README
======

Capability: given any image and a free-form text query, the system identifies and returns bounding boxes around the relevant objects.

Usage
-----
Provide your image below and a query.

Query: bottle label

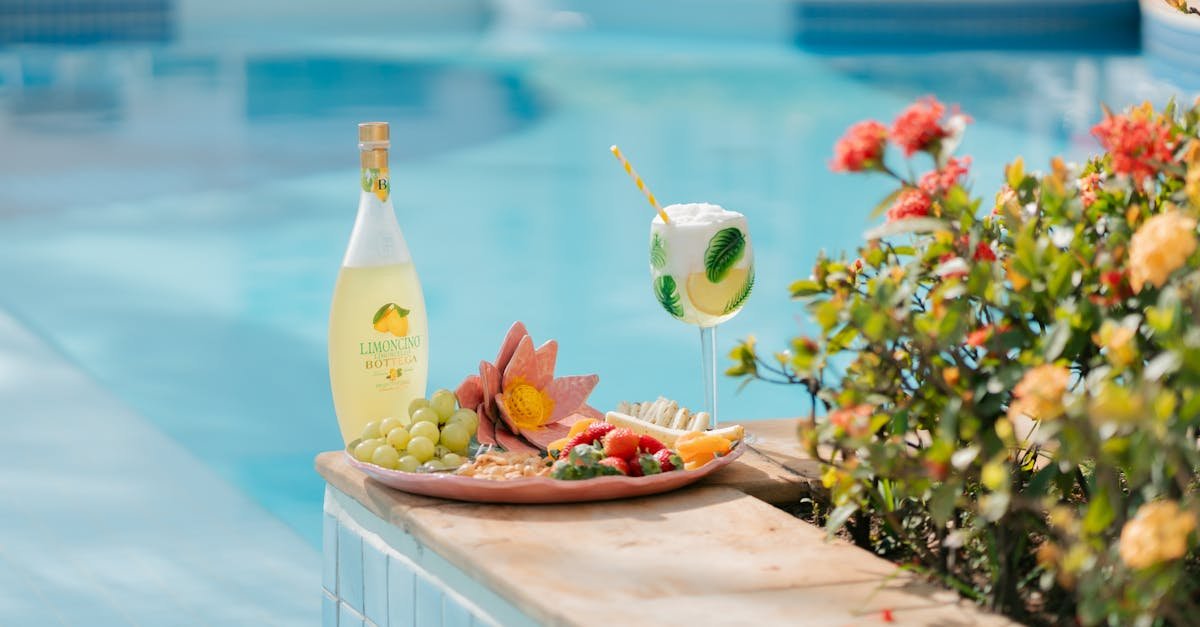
[362,302,421,389]
[361,167,390,202]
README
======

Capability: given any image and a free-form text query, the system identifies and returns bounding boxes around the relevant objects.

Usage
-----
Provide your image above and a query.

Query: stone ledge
[316,441,1013,626]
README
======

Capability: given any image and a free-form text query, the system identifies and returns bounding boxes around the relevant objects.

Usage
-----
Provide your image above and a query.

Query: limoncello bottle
[328,122,429,444]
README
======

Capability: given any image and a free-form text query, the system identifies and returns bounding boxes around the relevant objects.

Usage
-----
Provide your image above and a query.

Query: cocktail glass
[649,203,753,427]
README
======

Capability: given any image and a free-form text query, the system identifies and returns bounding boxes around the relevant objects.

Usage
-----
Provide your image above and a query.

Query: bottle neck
[360,148,390,204]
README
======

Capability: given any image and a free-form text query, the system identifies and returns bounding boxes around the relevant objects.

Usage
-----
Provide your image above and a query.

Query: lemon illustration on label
[372,303,411,337]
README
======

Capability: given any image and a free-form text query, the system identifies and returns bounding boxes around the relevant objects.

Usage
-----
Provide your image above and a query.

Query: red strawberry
[602,428,639,460]
[637,434,666,454]
[598,456,628,475]
[558,423,617,460]
[654,448,682,472]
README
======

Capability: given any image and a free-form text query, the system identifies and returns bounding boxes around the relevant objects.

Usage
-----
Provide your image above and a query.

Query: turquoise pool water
[0,14,1187,559]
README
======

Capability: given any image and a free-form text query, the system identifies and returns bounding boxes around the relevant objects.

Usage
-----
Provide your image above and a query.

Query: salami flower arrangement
[730,97,1200,625]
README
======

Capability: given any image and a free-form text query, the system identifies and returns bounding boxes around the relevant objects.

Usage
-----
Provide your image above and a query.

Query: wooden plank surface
[316,451,1013,626]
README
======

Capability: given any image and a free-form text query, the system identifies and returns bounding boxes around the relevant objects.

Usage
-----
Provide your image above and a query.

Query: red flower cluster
[1091,112,1175,185]
[1091,269,1130,306]
[886,188,931,221]
[831,120,887,172]
[891,97,952,156]
[919,156,972,195]
[973,240,996,262]
[966,323,1011,348]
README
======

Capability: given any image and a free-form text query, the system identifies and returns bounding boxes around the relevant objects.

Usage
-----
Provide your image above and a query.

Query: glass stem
[699,325,718,428]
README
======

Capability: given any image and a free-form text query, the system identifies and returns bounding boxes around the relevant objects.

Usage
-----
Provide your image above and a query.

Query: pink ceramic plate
[346,444,745,504]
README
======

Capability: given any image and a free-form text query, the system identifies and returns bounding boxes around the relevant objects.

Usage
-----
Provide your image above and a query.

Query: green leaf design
[649,233,666,269]
[723,267,754,315]
[704,227,746,283]
[654,275,684,319]
[372,303,396,324]
[372,303,410,324]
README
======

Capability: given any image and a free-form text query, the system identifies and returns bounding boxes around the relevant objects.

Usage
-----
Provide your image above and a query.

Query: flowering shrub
[730,98,1200,625]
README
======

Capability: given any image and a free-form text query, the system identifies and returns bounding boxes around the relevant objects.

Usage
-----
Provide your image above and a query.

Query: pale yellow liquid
[683,267,752,326]
[329,262,429,444]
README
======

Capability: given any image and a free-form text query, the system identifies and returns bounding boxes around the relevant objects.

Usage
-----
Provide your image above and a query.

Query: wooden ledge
[316,428,1013,625]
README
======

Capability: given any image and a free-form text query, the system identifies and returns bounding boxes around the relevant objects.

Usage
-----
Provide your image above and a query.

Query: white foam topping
[652,202,743,227]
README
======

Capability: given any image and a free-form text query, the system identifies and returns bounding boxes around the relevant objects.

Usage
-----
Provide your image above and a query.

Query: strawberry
[558,423,616,460]
[598,456,629,475]
[635,453,662,476]
[602,428,639,460]
[637,434,666,454]
[654,448,683,472]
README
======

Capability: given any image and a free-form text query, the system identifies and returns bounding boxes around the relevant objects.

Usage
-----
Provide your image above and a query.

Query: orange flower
[1119,501,1196,570]
[1129,210,1197,292]
[828,404,875,437]
[1008,364,1070,421]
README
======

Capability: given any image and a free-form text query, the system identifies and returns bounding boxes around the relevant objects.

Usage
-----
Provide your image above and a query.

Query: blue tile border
[337,522,364,613]
[362,542,389,625]
[794,0,1140,52]
[387,556,417,627]
[324,486,537,627]
[323,512,338,593]
[323,590,338,627]
[339,602,366,627]
[415,575,443,627]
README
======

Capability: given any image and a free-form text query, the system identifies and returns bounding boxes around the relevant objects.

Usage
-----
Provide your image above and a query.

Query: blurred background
[0,0,1196,623]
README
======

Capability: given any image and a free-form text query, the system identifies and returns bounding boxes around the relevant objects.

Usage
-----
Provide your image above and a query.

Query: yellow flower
[1119,500,1197,570]
[1129,210,1198,292]
[1008,364,1071,421]
[1094,320,1137,367]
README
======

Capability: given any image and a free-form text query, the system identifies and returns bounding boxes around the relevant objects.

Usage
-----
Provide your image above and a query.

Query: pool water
[0,17,1186,559]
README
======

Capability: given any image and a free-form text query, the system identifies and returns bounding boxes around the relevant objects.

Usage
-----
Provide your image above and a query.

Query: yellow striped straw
[609,145,670,223]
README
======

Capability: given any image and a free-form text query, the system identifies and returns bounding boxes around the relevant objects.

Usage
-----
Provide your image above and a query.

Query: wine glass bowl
[648,203,753,425]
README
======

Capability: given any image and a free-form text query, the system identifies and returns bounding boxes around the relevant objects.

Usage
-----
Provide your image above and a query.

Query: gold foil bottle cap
[358,122,389,150]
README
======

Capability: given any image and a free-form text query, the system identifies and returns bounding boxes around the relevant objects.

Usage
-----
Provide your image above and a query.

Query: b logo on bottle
[361,167,391,202]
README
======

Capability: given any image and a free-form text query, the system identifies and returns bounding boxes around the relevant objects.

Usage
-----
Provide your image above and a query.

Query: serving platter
[346,443,745,504]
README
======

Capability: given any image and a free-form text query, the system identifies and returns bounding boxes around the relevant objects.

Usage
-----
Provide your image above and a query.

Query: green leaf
[704,227,746,282]
[929,483,959,526]
[649,233,666,270]
[1006,158,1025,189]
[863,217,947,240]
[869,188,904,220]
[723,267,755,315]
[372,303,398,324]
[790,279,822,298]
[654,275,684,319]
[1083,488,1114,534]
[826,503,859,538]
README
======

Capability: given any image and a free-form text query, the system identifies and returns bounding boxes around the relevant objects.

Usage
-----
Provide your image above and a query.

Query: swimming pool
[0,2,1189,612]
